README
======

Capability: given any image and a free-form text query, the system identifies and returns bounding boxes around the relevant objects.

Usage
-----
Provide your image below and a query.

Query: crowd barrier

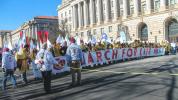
[53,48,165,74]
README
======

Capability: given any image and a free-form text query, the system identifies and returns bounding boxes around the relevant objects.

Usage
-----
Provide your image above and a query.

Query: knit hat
[70,37,76,43]
[3,48,9,52]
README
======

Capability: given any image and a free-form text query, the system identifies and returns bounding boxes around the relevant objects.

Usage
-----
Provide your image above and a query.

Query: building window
[130,6,134,15]
[109,26,112,32]
[61,13,63,19]
[93,29,97,35]
[111,0,114,7]
[87,30,91,37]
[142,4,146,14]
[65,12,67,17]
[69,10,71,14]
[155,0,160,11]
[169,0,176,5]
[101,28,104,34]
[81,32,84,37]
[120,9,123,16]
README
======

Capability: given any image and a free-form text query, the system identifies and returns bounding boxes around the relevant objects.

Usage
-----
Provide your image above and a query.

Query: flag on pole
[56,35,63,44]
[101,33,108,42]
[91,36,97,44]
[37,42,40,50]
[8,42,13,50]
[65,34,70,46]
[47,39,52,49]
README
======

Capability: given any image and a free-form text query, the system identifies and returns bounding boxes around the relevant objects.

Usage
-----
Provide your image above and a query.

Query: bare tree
[47,18,70,43]
[58,18,70,38]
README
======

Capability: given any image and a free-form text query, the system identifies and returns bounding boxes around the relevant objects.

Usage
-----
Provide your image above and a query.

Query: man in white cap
[66,37,83,86]
[2,48,17,90]
[35,43,58,93]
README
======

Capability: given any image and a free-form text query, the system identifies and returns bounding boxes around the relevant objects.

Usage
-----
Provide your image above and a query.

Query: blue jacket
[2,52,17,70]
[66,43,83,62]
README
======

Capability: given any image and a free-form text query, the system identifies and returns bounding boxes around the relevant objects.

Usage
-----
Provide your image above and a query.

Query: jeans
[2,69,16,90]
[41,70,52,93]
[31,61,42,79]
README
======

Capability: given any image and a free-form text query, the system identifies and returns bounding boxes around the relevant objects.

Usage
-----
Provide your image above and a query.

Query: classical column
[160,0,166,11]
[35,24,38,42]
[146,0,151,14]
[133,0,139,16]
[97,0,102,24]
[90,0,94,25]
[123,0,128,19]
[84,0,88,27]
[78,3,81,28]
[73,5,77,29]
[113,0,119,21]
[105,0,110,22]
[72,6,75,29]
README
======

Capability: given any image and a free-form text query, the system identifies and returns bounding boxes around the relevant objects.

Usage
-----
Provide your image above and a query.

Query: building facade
[11,16,59,47]
[58,0,178,44]
[0,30,12,48]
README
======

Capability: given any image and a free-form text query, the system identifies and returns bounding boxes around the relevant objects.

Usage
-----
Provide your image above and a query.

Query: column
[114,0,119,21]
[133,0,139,16]
[160,0,166,11]
[73,5,77,29]
[105,0,110,22]
[35,25,37,40]
[78,3,81,28]
[84,0,88,27]
[146,0,151,14]
[90,0,94,25]
[97,0,102,24]
[72,6,75,29]
[123,0,128,19]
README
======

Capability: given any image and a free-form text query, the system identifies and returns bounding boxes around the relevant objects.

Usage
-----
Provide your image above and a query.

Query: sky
[0,0,62,30]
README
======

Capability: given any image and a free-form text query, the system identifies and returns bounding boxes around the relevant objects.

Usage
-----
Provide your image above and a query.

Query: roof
[34,16,58,20]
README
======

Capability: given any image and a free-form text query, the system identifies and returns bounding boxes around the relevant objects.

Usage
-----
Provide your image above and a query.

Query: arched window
[140,24,148,41]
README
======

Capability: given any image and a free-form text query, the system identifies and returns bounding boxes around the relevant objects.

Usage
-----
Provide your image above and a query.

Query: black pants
[22,71,28,84]
[41,70,52,93]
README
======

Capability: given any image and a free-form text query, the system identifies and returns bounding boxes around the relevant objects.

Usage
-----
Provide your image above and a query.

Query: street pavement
[0,54,178,100]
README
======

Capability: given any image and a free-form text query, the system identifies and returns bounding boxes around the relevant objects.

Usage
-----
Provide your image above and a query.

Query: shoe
[69,83,75,87]
[76,82,81,86]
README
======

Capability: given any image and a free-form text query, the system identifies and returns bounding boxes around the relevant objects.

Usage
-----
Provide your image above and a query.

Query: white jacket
[35,49,58,71]
[2,52,17,70]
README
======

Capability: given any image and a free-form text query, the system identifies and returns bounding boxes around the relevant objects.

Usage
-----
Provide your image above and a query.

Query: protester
[53,42,61,57]
[30,48,42,80]
[15,44,30,85]
[2,48,17,90]
[60,41,68,56]
[35,43,58,93]
[66,37,83,86]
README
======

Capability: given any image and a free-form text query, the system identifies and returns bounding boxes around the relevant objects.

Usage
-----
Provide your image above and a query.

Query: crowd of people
[1,36,175,93]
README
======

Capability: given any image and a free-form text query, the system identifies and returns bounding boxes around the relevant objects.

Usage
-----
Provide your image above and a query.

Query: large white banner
[53,48,165,74]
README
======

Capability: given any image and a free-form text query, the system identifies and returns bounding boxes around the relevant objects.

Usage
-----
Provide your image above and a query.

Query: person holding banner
[35,43,58,93]
[30,48,42,80]
[66,37,83,87]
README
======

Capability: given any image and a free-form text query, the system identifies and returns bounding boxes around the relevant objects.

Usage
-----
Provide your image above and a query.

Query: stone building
[0,30,12,48]
[58,0,178,44]
[11,16,59,47]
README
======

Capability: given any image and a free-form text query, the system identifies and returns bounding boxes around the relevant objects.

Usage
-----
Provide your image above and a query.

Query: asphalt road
[1,54,178,100]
